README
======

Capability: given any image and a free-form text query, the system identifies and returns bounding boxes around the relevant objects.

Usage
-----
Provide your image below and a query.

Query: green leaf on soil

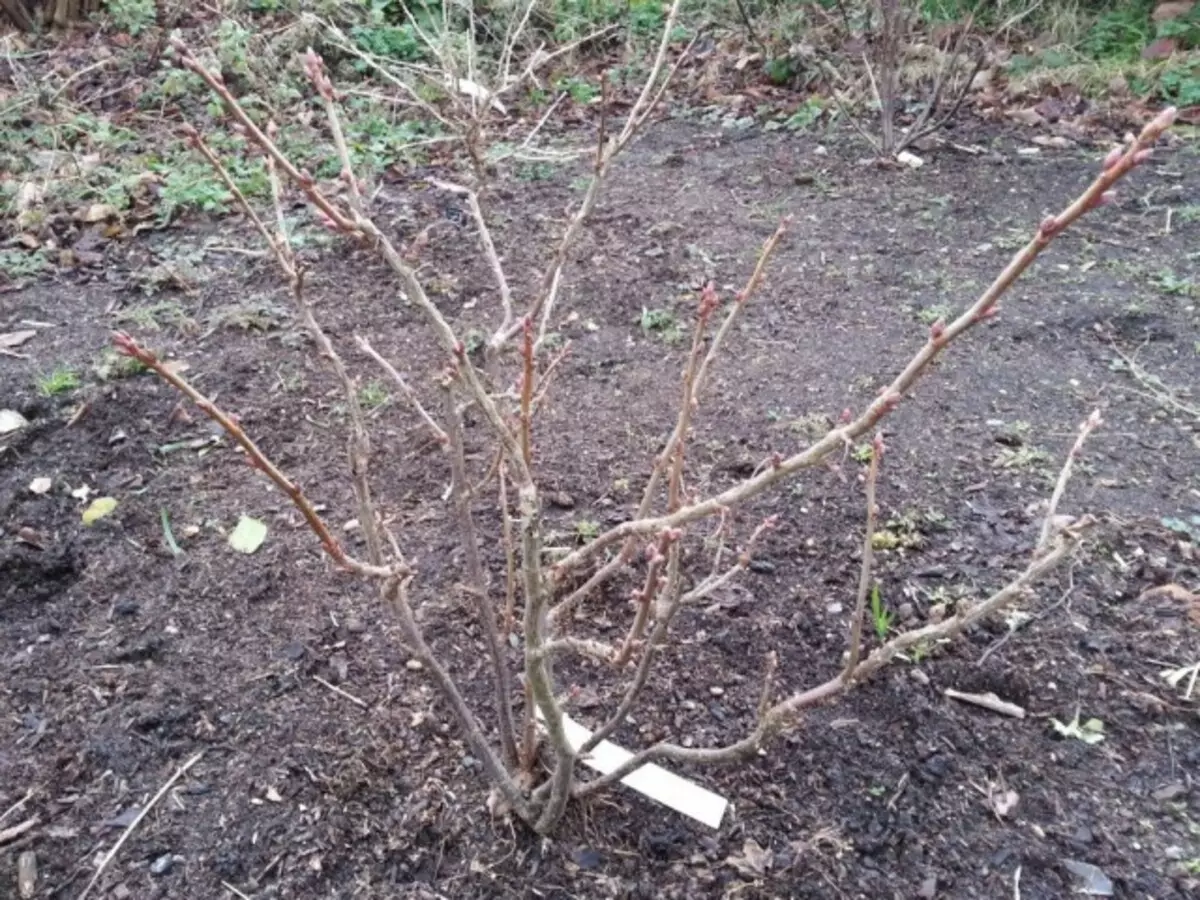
[81,496,119,525]
[228,515,267,554]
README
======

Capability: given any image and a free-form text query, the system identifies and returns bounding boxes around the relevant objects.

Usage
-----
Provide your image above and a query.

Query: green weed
[102,0,157,35]
[869,584,892,641]
[638,307,683,344]
[359,381,390,411]
[37,366,80,397]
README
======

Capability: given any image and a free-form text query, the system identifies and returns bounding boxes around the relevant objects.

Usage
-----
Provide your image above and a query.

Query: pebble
[406,659,424,671]
[917,875,937,898]
[150,854,174,876]
[708,685,724,697]
[1152,782,1186,801]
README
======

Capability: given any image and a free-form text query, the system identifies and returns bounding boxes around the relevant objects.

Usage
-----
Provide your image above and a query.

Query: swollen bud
[1102,145,1123,170]
[839,408,853,424]
[1132,148,1153,166]
[929,317,946,341]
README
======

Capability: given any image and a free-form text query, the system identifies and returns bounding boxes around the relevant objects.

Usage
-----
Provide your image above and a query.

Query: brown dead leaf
[76,203,118,224]
[726,838,772,879]
[1137,583,1198,605]
[1007,107,1045,127]
[0,330,36,349]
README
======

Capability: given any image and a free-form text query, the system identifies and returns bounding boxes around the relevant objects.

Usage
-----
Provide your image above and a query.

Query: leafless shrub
[112,0,1176,836]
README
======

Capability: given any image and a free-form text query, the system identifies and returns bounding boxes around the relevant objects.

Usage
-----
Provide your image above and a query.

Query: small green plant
[556,76,599,105]
[574,520,601,542]
[103,0,157,36]
[917,304,955,325]
[993,446,1053,470]
[869,584,892,641]
[0,250,49,280]
[783,97,824,131]
[1151,269,1196,297]
[851,443,874,463]
[37,366,80,397]
[95,347,148,381]
[358,381,390,411]
[637,307,683,344]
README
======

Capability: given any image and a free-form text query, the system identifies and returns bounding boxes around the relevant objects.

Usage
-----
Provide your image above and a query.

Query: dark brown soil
[3,117,1199,900]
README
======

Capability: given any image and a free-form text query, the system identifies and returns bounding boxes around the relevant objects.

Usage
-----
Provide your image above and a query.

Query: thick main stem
[443,383,519,769]
[517,485,574,833]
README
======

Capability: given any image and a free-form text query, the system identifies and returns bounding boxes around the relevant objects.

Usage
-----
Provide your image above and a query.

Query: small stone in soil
[708,685,724,696]
[114,599,139,616]
[150,854,174,876]
[748,559,776,575]
[917,875,937,898]
[406,659,423,671]
[549,491,575,509]
[572,848,602,870]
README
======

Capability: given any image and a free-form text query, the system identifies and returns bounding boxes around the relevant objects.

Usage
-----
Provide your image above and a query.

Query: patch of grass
[36,366,80,397]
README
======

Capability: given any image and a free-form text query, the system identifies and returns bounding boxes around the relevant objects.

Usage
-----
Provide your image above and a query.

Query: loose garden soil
[2,114,1199,899]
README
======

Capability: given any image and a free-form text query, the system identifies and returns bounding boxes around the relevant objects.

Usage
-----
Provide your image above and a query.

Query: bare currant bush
[112,3,1176,835]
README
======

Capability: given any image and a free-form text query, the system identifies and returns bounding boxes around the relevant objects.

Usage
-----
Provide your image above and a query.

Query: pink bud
[266,120,279,139]
[839,408,852,424]
[1132,148,1153,165]
[111,331,139,357]
[1102,145,1123,170]
[453,340,465,357]
[1038,215,1059,237]
[872,433,886,457]
[699,281,719,318]
[929,317,946,341]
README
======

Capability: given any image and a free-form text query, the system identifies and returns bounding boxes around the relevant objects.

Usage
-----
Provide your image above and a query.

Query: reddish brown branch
[111,332,403,579]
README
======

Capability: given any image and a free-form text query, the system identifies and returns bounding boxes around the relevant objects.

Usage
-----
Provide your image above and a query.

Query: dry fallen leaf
[0,409,30,434]
[991,788,1020,818]
[726,838,773,879]
[0,329,36,349]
